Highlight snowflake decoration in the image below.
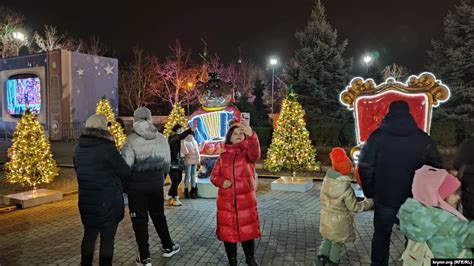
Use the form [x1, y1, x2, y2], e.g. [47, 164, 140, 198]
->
[104, 63, 114, 75]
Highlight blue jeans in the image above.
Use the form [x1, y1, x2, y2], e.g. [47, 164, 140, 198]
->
[184, 164, 197, 189]
[371, 202, 399, 266]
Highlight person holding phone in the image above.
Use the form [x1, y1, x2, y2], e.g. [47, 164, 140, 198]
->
[211, 123, 261, 266]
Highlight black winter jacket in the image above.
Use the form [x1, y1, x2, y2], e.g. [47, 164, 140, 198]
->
[453, 137, 474, 219]
[74, 128, 131, 229]
[168, 128, 193, 167]
[358, 104, 443, 209]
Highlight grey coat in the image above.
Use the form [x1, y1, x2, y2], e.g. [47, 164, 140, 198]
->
[122, 120, 171, 191]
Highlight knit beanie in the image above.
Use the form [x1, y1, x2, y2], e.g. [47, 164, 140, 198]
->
[329, 147, 352, 176]
[85, 114, 108, 131]
[438, 173, 461, 200]
[134, 107, 152, 122]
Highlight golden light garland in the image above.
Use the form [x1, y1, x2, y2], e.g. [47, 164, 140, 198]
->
[96, 97, 126, 149]
[4, 110, 59, 189]
[163, 103, 188, 137]
[264, 91, 319, 173]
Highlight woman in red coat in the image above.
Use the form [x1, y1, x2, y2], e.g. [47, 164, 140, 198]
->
[211, 124, 261, 266]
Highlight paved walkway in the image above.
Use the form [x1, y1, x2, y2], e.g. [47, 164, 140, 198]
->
[0, 181, 405, 265]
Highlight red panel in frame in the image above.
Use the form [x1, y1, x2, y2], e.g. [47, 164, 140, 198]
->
[340, 72, 450, 160]
[355, 90, 429, 144]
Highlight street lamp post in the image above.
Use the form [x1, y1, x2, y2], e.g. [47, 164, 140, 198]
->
[269, 57, 278, 114]
[363, 55, 373, 77]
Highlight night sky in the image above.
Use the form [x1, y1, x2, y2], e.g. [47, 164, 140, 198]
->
[3, 0, 457, 75]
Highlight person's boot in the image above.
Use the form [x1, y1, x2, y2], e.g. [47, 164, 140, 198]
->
[327, 260, 339, 266]
[316, 255, 329, 266]
[184, 188, 189, 199]
[191, 187, 198, 199]
[245, 256, 259, 266]
[228, 257, 237, 266]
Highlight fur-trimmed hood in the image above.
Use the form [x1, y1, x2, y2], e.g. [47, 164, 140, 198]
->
[79, 128, 114, 147]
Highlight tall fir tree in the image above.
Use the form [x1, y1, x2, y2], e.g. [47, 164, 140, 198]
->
[96, 97, 127, 149]
[4, 110, 58, 189]
[265, 90, 319, 174]
[285, 0, 352, 123]
[428, 0, 474, 137]
[251, 78, 270, 127]
[163, 103, 188, 137]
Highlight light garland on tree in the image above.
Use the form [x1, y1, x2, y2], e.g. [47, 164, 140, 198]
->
[95, 97, 126, 149]
[163, 103, 188, 137]
[4, 110, 59, 190]
[265, 90, 319, 175]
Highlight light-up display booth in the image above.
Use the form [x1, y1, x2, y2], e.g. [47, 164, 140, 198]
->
[340, 72, 450, 162]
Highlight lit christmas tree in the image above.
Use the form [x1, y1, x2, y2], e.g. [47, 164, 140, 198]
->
[95, 97, 126, 149]
[265, 90, 319, 175]
[4, 110, 59, 190]
[163, 103, 188, 137]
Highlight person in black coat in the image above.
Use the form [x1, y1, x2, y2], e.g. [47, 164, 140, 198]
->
[358, 101, 442, 266]
[167, 124, 196, 206]
[74, 114, 131, 266]
[453, 136, 474, 220]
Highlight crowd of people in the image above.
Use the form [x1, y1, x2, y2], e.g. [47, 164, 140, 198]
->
[73, 102, 473, 266]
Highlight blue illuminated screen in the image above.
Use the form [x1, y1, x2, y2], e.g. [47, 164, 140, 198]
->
[6, 74, 41, 116]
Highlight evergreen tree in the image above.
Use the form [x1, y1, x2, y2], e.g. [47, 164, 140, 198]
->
[428, 0, 474, 137]
[163, 103, 188, 137]
[265, 90, 319, 174]
[4, 110, 58, 189]
[96, 97, 127, 149]
[250, 78, 270, 127]
[285, 0, 352, 123]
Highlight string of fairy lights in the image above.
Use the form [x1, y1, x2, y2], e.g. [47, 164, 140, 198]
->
[4, 110, 59, 189]
[265, 91, 319, 174]
[95, 97, 126, 149]
[163, 103, 189, 137]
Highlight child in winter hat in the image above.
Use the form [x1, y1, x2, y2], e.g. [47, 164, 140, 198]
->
[398, 165, 473, 259]
[318, 148, 373, 266]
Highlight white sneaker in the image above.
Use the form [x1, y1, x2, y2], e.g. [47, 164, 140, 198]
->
[171, 197, 182, 206]
[135, 254, 152, 266]
[162, 243, 180, 258]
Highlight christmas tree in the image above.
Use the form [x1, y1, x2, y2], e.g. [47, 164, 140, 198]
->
[4, 110, 58, 190]
[285, 0, 351, 123]
[163, 103, 188, 137]
[95, 97, 126, 149]
[428, 0, 474, 138]
[265, 90, 319, 174]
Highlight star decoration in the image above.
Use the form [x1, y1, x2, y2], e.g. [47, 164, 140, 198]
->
[104, 63, 114, 75]
[77, 68, 84, 78]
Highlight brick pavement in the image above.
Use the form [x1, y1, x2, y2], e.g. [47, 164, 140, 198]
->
[0, 180, 404, 265]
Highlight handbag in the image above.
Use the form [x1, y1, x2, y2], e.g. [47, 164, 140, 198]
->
[401, 240, 433, 266]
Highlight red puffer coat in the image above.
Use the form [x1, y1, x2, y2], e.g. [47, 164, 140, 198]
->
[211, 132, 261, 243]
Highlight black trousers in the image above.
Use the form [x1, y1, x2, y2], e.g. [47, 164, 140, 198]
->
[224, 240, 255, 261]
[371, 202, 399, 266]
[168, 169, 183, 197]
[128, 189, 174, 259]
[81, 224, 118, 266]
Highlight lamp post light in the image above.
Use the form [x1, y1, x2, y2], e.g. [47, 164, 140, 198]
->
[363, 55, 373, 77]
[12, 31, 26, 56]
[269, 57, 278, 114]
[186, 82, 194, 115]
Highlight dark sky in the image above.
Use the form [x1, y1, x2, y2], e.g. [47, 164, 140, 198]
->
[4, 0, 457, 75]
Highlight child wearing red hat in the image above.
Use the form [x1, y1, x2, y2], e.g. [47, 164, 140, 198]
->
[317, 147, 374, 266]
